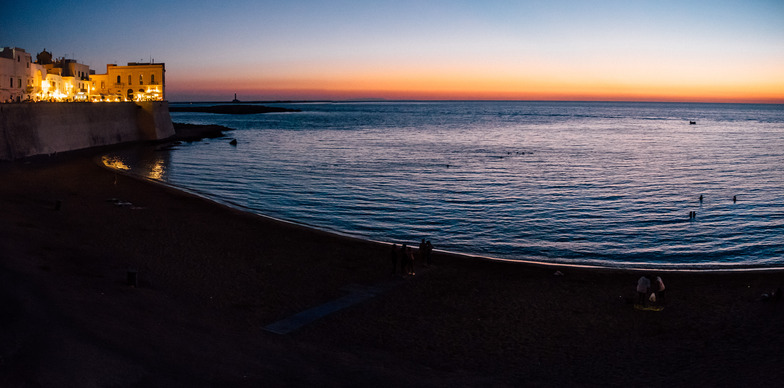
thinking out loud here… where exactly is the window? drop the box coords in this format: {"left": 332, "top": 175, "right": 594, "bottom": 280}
{"left": 151, "top": 74, "right": 155, "bottom": 84}
{"left": 139, "top": 74, "right": 143, "bottom": 85}
{"left": 18, "top": 79, "right": 21, "bottom": 88}
{"left": 128, "top": 75, "right": 132, "bottom": 85}
{"left": 9, "top": 77, "right": 12, "bottom": 88}
{"left": 117, "top": 75, "right": 121, "bottom": 83}
{"left": 101, "top": 81, "right": 105, "bottom": 89}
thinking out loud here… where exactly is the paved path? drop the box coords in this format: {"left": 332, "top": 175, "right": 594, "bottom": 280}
{"left": 263, "top": 282, "right": 396, "bottom": 335}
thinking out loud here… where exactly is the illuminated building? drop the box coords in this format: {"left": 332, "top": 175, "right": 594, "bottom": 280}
{"left": 0, "top": 46, "right": 164, "bottom": 103}
{"left": 89, "top": 62, "right": 165, "bottom": 102}
{"left": 0, "top": 47, "right": 32, "bottom": 103}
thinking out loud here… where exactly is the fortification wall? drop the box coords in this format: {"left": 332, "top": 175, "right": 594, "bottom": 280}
{"left": 0, "top": 101, "right": 175, "bottom": 160}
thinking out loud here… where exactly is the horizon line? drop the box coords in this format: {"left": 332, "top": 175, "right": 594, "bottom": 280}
{"left": 168, "top": 98, "right": 784, "bottom": 105}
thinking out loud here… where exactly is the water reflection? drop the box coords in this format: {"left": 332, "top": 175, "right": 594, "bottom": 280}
{"left": 101, "top": 155, "right": 130, "bottom": 170}
{"left": 104, "top": 145, "right": 172, "bottom": 181}
{"left": 121, "top": 102, "right": 784, "bottom": 268}
{"left": 147, "top": 159, "right": 166, "bottom": 180}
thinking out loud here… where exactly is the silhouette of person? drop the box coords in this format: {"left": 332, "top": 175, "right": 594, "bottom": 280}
{"left": 636, "top": 276, "right": 651, "bottom": 306}
{"left": 425, "top": 240, "right": 434, "bottom": 266}
{"left": 389, "top": 244, "right": 399, "bottom": 275}
{"left": 419, "top": 239, "right": 426, "bottom": 265}
{"left": 408, "top": 248, "right": 416, "bottom": 275}
{"left": 654, "top": 275, "right": 666, "bottom": 304}
{"left": 400, "top": 244, "right": 408, "bottom": 276}
{"left": 405, "top": 245, "right": 415, "bottom": 275}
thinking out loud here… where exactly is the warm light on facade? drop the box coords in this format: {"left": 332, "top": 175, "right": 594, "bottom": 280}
{"left": 1, "top": 46, "right": 165, "bottom": 103}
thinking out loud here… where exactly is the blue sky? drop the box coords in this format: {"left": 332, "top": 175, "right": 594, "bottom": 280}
{"left": 4, "top": 0, "right": 783, "bottom": 101}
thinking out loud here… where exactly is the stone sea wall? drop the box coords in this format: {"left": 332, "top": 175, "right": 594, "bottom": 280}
{"left": 0, "top": 101, "right": 175, "bottom": 160}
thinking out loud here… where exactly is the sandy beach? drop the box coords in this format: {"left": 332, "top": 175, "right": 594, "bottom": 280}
{"left": 2, "top": 147, "right": 783, "bottom": 387}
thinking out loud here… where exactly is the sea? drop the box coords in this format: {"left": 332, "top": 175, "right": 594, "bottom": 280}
{"left": 107, "top": 101, "right": 784, "bottom": 269}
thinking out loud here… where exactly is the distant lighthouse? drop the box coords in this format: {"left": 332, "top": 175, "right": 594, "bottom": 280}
{"left": 232, "top": 93, "right": 240, "bottom": 103}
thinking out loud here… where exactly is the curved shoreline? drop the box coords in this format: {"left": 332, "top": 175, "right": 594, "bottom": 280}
{"left": 101, "top": 154, "right": 784, "bottom": 273}
{"left": 4, "top": 149, "right": 784, "bottom": 386}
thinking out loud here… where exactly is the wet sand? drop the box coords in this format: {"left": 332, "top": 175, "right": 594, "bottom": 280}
{"left": 1, "top": 150, "right": 783, "bottom": 387}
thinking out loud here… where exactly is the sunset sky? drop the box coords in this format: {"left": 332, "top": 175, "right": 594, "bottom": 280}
{"left": 4, "top": 0, "right": 783, "bottom": 102}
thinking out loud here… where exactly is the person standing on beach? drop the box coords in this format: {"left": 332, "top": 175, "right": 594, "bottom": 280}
{"left": 400, "top": 244, "right": 408, "bottom": 276}
{"left": 654, "top": 275, "right": 666, "bottom": 304}
{"left": 419, "top": 239, "right": 427, "bottom": 267}
{"left": 405, "top": 245, "right": 415, "bottom": 276}
{"left": 425, "top": 240, "right": 434, "bottom": 266}
{"left": 636, "top": 276, "right": 651, "bottom": 306}
{"left": 390, "top": 244, "right": 399, "bottom": 275}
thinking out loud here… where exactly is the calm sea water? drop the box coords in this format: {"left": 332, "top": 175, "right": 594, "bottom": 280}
{"left": 110, "top": 101, "right": 784, "bottom": 268}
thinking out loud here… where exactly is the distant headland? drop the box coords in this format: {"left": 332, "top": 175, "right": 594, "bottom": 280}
{"left": 169, "top": 104, "right": 301, "bottom": 114}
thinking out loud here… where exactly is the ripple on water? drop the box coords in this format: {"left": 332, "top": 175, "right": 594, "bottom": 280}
{"left": 112, "top": 101, "right": 784, "bottom": 268}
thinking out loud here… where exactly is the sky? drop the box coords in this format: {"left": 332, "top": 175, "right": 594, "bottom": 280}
{"left": 3, "top": 0, "right": 783, "bottom": 102}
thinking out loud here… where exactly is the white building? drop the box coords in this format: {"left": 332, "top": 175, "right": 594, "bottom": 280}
{"left": 0, "top": 47, "right": 33, "bottom": 102}
{"left": 1, "top": 46, "right": 165, "bottom": 103}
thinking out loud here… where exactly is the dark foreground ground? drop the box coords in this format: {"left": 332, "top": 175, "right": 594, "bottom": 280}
{"left": 1, "top": 151, "right": 783, "bottom": 387}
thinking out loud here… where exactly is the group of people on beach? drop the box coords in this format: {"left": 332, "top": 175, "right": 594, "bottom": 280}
{"left": 636, "top": 275, "right": 666, "bottom": 306}
{"left": 390, "top": 239, "right": 434, "bottom": 276}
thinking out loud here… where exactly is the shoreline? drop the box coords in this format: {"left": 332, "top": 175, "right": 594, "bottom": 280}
{"left": 2, "top": 147, "right": 784, "bottom": 386}
{"left": 104, "top": 151, "right": 783, "bottom": 273}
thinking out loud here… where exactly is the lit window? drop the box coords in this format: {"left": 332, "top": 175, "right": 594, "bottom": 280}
{"left": 139, "top": 74, "right": 143, "bottom": 85}
{"left": 101, "top": 81, "right": 105, "bottom": 89}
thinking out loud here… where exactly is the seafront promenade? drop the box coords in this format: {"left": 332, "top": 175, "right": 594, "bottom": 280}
{"left": 1, "top": 150, "right": 783, "bottom": 386}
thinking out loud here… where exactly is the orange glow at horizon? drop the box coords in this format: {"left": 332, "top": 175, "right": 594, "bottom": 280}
{"left": 168, "top": 66, "right": 784, "bottom": 103}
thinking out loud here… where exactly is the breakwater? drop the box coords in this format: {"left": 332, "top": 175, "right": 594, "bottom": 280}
{"left": 0, "top": 101, "right": 174, "bottom": 160}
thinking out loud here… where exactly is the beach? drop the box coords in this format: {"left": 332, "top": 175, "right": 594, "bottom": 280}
{"left": 2, "top": 149, "right": 784, "bottom": 387}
